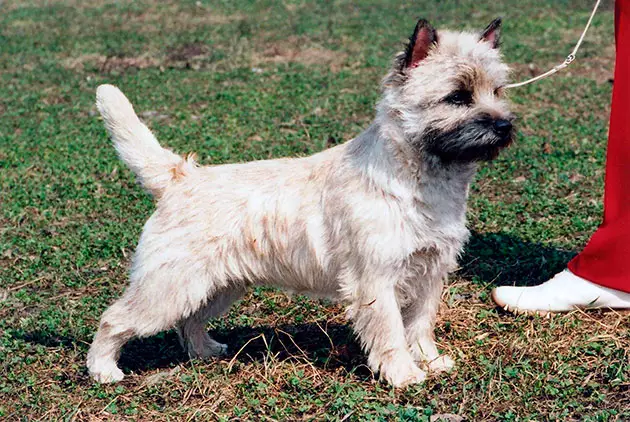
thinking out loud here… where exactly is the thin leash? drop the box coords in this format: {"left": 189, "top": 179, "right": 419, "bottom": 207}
{"left": 504, "top": 0, "right": 603, "bottom": 89}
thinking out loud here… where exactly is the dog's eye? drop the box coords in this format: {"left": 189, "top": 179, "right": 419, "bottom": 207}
{"left": 494, "top": 87, "right": 504, "bottom": 97}
{"left": 444, "top": 90, "right": 473, "bottom": 106}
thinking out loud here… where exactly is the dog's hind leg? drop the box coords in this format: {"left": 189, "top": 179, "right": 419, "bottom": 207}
{"left": 87, "top": 277, "right": 212, "bottom": 383}
{"left": 86, "top": 298, "right": 136, "bottom": 383}
{"left": 86, "top": 291, "right": 174, "bottom": 384}
{"left": 176, "top": 286, "right": 246, "bottom": 359}
{"left": 403, "top": 277, "right": 454, "bottom": 373}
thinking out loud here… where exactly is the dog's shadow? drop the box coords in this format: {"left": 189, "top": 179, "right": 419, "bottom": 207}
{"left": 10, "top": 323, "right": 367, "bottom": 378}
{"left": 15, "top": 231, "right": 575, "bottom": 376}
{"left": 119, "top": 322, "right": 369, "bottom": 376}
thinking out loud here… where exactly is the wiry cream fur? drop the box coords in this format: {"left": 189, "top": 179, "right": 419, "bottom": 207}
{"left": 87, "top": 24, "right": 512, "bottom": 387}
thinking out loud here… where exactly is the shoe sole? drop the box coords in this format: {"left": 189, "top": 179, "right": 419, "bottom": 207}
{"left": 491, "top": 288, "right": 552, "bottom": 318}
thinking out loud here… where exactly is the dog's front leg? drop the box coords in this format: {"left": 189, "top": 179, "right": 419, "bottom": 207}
{"left": 349, "top": 283, "right": 426, "bottom": 387}
{"left": 403, "top": 277, "right": 454, "bottom": 374}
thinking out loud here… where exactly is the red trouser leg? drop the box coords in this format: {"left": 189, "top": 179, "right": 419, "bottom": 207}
{"left": 567, "top": 0, "right": 630, "bottom": 293}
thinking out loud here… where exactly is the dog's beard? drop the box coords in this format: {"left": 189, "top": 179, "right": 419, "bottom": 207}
{"left": 422, "top": 119, "right": 512, "bottom": 163}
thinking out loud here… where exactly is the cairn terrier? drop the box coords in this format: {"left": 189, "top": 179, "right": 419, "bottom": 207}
{"left": 87, "top": 18, "right": 513, "bottom": 387}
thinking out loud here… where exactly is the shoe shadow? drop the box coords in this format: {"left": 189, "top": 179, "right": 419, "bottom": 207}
{"left": 458, "top": 231, "right": 576, "bottom": 287}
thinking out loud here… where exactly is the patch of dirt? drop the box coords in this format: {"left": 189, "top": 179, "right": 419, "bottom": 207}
{"left": 98, "top": 55, "right": 163, "bottom": 73}
{"left": 167, "top": 42, "right": 207, "bottom": 62}
{"left": 253, "top": 38, "right": 347, "bottom": 71}
{"left": 165, "top": 42, "right": 212, "bottom": 69}
{"left": 62, "top": 37, "right": 348, "bottom": 74}
{"left": 62, "top": 54, "right": 162, "bottom": 73}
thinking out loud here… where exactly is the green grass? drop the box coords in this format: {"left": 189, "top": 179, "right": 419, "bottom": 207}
{"left": 1, "top": 0, "right": 628, "bottom": 420}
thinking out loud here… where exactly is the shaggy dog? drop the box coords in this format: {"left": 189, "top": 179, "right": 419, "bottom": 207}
{"left": 87, "top": 18, "right": 513, "bottom": 387}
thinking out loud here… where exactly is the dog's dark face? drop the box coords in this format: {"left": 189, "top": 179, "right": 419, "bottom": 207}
{"left": 424, "top": 110, "right": 514, "bottom": 162}
{"left": 382, "top": 19, "right": 515, "bottom": 164}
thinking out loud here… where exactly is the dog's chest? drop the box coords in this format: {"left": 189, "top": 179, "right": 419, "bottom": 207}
{"left": 393, "top": 205, "right": 467, "bottom": 306}
{"left": 398, "top": 181, "right": 470, "bottom": 277}
{"left": 407, "top": 205, "right": 467, "bottom": 267}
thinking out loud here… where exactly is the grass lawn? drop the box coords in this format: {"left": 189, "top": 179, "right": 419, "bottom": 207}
{"left": 1, "top": 0, "right": 628, "bottom": 420}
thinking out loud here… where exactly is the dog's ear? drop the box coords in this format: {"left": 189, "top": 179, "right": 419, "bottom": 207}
{"left": 402, "top": 19, "right": 438, "bottom": 69}
{"left": 480, "top": 18, "right": 501, "bottom": 48}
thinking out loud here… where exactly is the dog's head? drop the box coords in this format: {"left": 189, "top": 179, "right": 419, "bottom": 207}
{"left": 381, "top": 18, "right": 514, "bottom": 163}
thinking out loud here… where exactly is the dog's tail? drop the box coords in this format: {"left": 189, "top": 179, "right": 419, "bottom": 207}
{"left": 96, "top": 84, "right": 196, "bottom": 198}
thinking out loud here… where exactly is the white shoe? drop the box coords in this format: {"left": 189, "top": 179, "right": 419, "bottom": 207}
{"left": 491, "top": 270, "right": 630, "bottom": 315}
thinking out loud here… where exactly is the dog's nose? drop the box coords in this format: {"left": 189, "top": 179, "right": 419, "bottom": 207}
{"left": 493, "top": 119, "right": 512, "bottom": 136}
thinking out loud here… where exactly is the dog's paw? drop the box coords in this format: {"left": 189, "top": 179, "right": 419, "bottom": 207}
{"left": 200, "top": 341, "right": 228, "bottom": 358}
{"left": 380, "top": 356, "right": 427, "bottom": 388}
{"left": 88, "top": 360, "right": 125, "bottom": 383}
{"left": 428, "top": 355, "right": 455, "bottom": 373}
{"left": 188, "top": 337, "right": 228, "bottom": 359}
